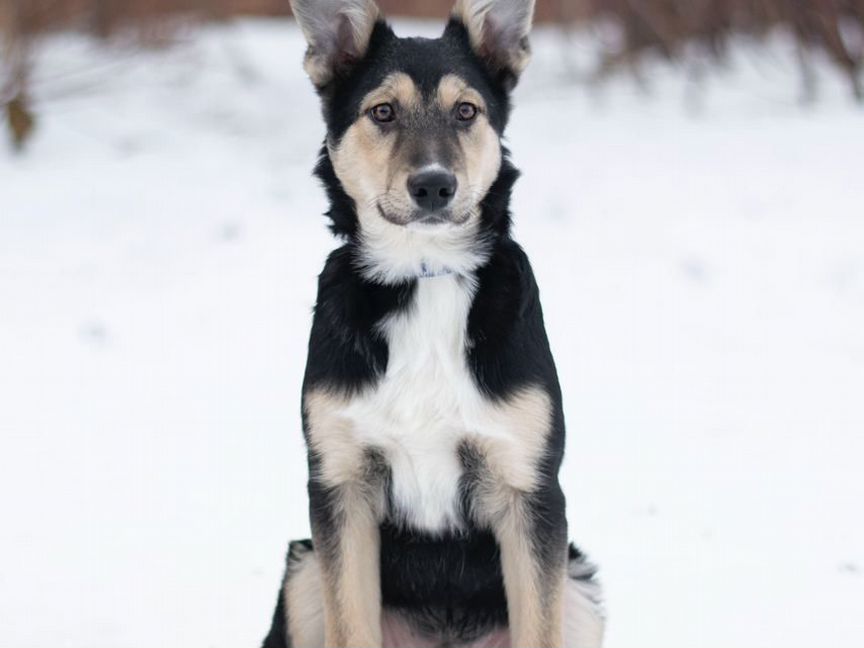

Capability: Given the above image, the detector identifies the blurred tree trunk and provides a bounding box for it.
[1,0,36,150]
[91,0,117,38]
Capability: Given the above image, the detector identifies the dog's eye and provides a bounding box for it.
[370,103,395,123]
[456,102,478,122]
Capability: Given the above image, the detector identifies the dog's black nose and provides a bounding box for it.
[408,170,457,211]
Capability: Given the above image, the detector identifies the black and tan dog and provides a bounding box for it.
[263,1,604,646]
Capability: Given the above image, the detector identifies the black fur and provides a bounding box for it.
[379,522,508,640]
[300,243,416,394]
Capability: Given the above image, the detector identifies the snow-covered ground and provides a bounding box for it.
[1,17,863,648]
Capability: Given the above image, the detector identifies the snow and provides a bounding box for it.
[1,17,863,648]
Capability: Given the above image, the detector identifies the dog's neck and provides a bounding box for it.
[356,215,492,284]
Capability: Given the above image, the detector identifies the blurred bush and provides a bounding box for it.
[579,0,863,99]
[2,0,863,148]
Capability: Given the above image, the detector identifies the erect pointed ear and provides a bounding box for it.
[452,0,535,87]
[290,0,381,88]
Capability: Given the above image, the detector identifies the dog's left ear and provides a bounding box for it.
[452,0,535,88]
[290,0,382,88]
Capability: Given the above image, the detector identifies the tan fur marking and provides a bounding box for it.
[460,117,501,208]
[436,74,487,112]
[285,547,326,647]
[468,387,552,496]
[321,487,382,647]
[361,72,421,113]
[305,390,365,487]
[302,54,334,90]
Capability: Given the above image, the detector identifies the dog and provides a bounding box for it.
[262,1,604,646]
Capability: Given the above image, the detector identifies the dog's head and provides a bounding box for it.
[292,0,534,281]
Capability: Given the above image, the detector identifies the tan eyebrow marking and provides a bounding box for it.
[436,74,486,112]
[360,72,420,113]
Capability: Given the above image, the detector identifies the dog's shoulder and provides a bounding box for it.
[304,245,416,393]
[473,237,540,317]
[468,238,559,399]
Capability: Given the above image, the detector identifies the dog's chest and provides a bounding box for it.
[343,275,486,531]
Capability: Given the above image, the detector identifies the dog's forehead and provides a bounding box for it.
[384,35,478,95]
[358,34,485,103]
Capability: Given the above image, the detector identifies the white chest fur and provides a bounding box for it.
[344,274,478,531]
[305,274,552,534]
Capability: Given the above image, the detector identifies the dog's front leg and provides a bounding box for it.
[466,442,569,648]
[495,491,567,648]
[494,484,568,648]
[305,392,387,647]
[309,478,382,648]
[464,390,569,647]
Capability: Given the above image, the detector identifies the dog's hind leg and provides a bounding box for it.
[262,540,325,648]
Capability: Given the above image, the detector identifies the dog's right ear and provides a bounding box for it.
[290,0,381,88]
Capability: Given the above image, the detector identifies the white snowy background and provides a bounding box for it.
[1,17,863,648]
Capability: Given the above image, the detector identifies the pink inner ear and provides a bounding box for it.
[477,14,522,69]
[331,15,362,66]
[381,610,512,648]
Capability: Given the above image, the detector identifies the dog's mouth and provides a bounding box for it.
[376,202,471,228]
[413,211,453,226]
